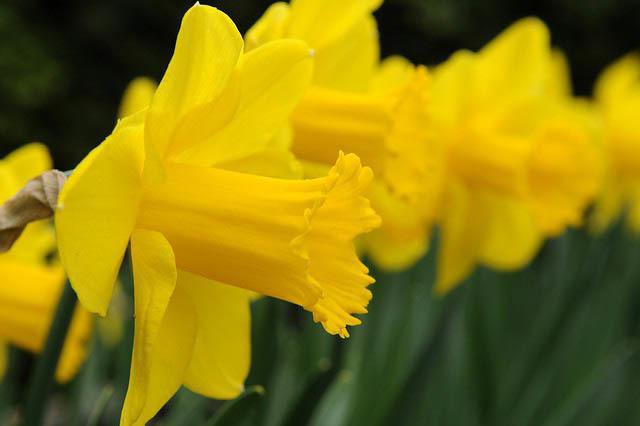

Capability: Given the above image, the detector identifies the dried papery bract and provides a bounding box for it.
[0,170,66,252]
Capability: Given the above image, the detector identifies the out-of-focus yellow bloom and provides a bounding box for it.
[0,144,92,383]
[590,53,640,233]
[247,0,442,271]
[55,5,379,425]
[431,18,602,293]
[118,77,158,119]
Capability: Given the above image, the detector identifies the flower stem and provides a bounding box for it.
[24,282,77,426]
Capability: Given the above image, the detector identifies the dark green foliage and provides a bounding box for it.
[1,1,639,424]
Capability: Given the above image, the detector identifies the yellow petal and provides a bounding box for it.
[431,50,476,127]
[362,180,430,271]
[145,4,243,159]
[175,39,313,166]
[56,307,93,383]
[595,53,640,106]
[363,226,429,272]
[245,2,290,51]
[0,258,92,382]
[3,144,57,263]
[56,122,144,316]
[312,15,379,92]
[217,126,303,179]
[181,271,251,399]
[528,117,603,235]
[118,77,157,119]
[384,66,442,214]
[589,179,625,234]
[0,259,65,351]
[549,49,572,97]
[372,55,416,94]
[475,17,551,104]
[287,0,382,49]
[476,191,542,270]
[8,221,56,265]
[4,142,52,188]
[435,182,487,295]
[121,229,196,426]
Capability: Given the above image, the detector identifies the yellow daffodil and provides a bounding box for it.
[431,18,602,293]
[246,0,442,271]
[0,144,92,383]
[55,5,379,425]
[590,53,640,233]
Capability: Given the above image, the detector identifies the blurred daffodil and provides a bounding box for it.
[590,53,640,234]
[0,144,92,383]
[55,5,379,425]
[431,18,602,293]
[247,0,442,271]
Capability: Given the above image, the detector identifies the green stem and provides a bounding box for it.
[24,282,77,426]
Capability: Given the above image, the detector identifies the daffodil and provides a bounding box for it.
[431,18,602,293]
[246,0,442,271]
[55,5,379,425]
[590,53,640,234]
[0,144,92,383]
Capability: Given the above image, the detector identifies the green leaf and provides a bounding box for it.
[205,386,266,426]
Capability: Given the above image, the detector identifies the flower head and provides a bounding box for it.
[55,5,379,425]
[247,0,442,271]
[431,18,602,293]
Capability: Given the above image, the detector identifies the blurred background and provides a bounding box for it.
[1,0,640,425]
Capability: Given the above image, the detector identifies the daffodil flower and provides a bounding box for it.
[431,18,602,293]
[55,5,380,425]
[590,53,640,234]
[246,0,442,271]
[0,144,91,383]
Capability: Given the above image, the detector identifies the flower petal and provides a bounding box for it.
[371,55,416,94]
[176,39,313,166]
[4,142,52,188]
[56,307,93,383]
[435,182,487,295]
[595,53,640,106]
[287,0,382,49]
[362,181,430,271]
[311,15,379,92]
[121,229,196,426]
[55,122,144,316]
[181,271,251,399]
[475,17,551,104]
[119,77,157,119]
[590,180,625,234]
[245,2,290,51]
[145,4,243,159]
[476,192,542,270]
